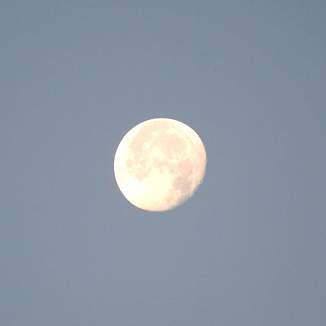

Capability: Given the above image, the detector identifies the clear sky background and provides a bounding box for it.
[1,1,325,325]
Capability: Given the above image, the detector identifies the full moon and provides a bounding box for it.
[114,118,207,212]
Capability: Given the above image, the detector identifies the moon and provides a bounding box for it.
[114,118,207,212]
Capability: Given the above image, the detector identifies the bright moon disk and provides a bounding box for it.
[114,118,207,212]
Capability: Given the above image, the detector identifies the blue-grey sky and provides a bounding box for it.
[1,1,325,325]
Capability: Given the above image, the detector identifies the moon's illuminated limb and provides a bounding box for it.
[114,118,207,212]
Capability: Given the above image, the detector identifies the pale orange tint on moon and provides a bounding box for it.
[114,118,207,212]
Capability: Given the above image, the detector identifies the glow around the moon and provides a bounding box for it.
[114,118,207,212]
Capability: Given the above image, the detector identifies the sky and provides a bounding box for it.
[1,1,325,325]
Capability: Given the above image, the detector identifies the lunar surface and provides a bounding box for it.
[114,118,207,212]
